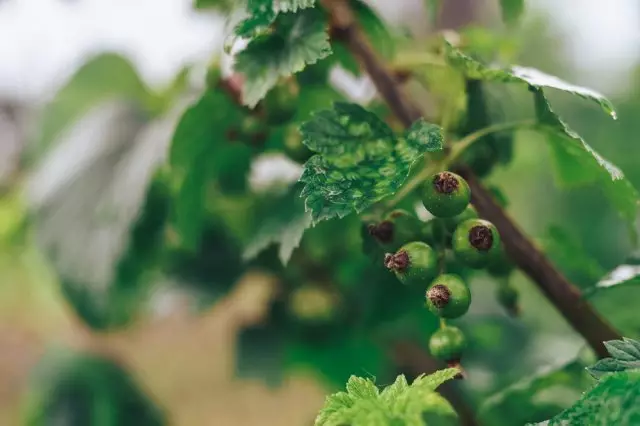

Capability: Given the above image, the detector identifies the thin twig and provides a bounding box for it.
[321,0,620,358]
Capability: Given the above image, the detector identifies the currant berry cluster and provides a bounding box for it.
[367,171,519,372]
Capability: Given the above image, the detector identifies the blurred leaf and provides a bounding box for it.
[243,184,312,265]
[585,260,640,298]
[480,359,592,426]
[499,0,525,26]
[235,0,316,37]
[234,8,332,107]
[530,370,640,425]
[23,348,165,426]
[286,335,386,388]
[35,53,155,157]
[542,225,606,286]
[314,369,459,426]
[444,41,616,118]
[534,90,639,225]
[299,102,442,223]
[193,0,235,11]
[350,0,394,60]
[169,90,246,249]
[587,338,640,379]
[235,325,286,386]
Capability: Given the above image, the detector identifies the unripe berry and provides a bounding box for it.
[452,218,501,269]
[368,209,423,252]
[283,125,313,163]
[496,284,520,316]
[422,172,471,217]
[263,78,299,125]
[384,241,438,286]
[486,247,514,277]
[429,326,467,362]
[443,205,478,233]
[425,274,471,319]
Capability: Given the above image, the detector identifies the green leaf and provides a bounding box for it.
[315,369,458,426]
[587,338,640,379]
[533,90,639,225]
[170,90,245,249]
[299,103,443,223]
[35,53,154,156]
[234,8,332,108]
[585,262,640,297]
[243,185,312,265]
[235,0,317,38]
[531,371,640,426]
[346,376,380,399]
[500,0,525,26]
[480,359,593,426]
[444,42,616,118]
[411,368,461,391]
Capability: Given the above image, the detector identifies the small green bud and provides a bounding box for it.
[425,274,471,319]
[496,284,520,316]
[283,125,312,163]
[443,205,478,233]
[452,218,501,268]
[421,172,471,217]
[384,241,438,286]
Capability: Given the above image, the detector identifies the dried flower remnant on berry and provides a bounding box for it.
[368,221,394,243]
[433,172,459,194]
[384,250,410,271]
[427,284,451,308]
[469,225,493,251]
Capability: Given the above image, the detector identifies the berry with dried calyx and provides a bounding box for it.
[425,274,471,319]
[422,171,471,218]
[368,209,423,252]
[384,241,438,286]
[453,218,501,268]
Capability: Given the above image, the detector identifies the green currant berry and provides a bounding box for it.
[443,205,478,233]
[234,115,268,146]
[421,171,471,217]
[429,326,467,362]
[368,210,423,252]
[384,241,438,286]
[425,274,471,319]
[486,247,514,277]
[496,284,519,316]
[283,125,312,163]
[452,218,501,269]
[421,219,451,249]
[263,78,299,125]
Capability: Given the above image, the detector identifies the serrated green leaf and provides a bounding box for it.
[234,8,332,108]
[379,374,409,403]
[533,90,639,225]
[404,118,444,151]
[34,53,155,157]
[346,376,380,399]
[444,42,616,118]
[300,102,396,158]
[500,0,525,26]
[243,185,312,264]
[412,368,461,390]
[315,369,457,426]
[587,338,640,379]
[299,103,443,223]
[531,371,640,426]
[234,0,317,38]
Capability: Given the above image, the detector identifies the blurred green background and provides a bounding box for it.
[0,0,638,425]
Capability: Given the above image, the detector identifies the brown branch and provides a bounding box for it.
[321,0,620,358]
